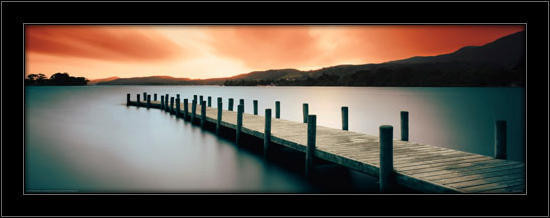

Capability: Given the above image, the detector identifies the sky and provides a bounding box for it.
[25,25,524,80]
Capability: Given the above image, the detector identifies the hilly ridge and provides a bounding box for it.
[97,30,525,86]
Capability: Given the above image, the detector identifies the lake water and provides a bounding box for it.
[24,86,525,193]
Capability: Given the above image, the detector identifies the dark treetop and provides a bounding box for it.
[25,72,89,86]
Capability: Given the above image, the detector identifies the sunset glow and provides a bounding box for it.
[25,25,524,80]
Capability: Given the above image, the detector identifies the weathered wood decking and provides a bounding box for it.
[128,100,525,194]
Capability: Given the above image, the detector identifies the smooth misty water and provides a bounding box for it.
[25,86,525,193]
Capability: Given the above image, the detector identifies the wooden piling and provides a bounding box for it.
[217,97,222,135]
[143,92,147,102]
[342,106,348,131]
[191,99,197,123]
[183,99,188,120]
[200,95,203,103]
[495,120,507,159]
[208,96,212,107]
[401,111,409,141]
[175,98,180,116]
[253,100,258,115]
[137,94,141,105]
[170,97,174,114]
[275,101,280,119]
[147,95,151,109]
[161,96,164,110]
[239,99,244,108]
[193,95,197,102]
[236,104,244,145]
[228,98,234,111]
[177,94,180,99]
[302,103,309,123]
[126,93,130,106]
[379,125,394,193]
[154,93,157,101]
[306,115,317,177]
[165,94,169,110]
[201,101,206,128]
[264,109,272,158]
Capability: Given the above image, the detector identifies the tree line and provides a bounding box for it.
[25,72,89,86]
[223,62,525,87]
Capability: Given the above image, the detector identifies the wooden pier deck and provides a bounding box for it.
[128,98,525,194]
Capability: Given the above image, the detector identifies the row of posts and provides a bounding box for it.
[126,93,508,192]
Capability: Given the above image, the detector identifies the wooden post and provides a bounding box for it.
[275,101,281,119]
[193,95,197,102]
[495,120,507,159]
[379,125,394,193]
[342,106,348,131]
[177,94,180,99]
[236,104,244,145]
[239,99,244,108]
[264,109,272,158]
[200,95,203,103]
[143,92,147,102]
[165,94,169,110]
[154,93,157,101]
[147,95,151,109]
[161,96,164,110]
[306,115,317,177]
[253,100,258,115]
[401,111,409,141]
[170,97,174,114]
[137,94,141,105]
[302,103,309,123]
[201,100,206,128]
[126,93,130,106]
[191,99,197,123]
[183,99,189,120]
[217,97,222,135]
[175,98,180,117]
[208,96,212,107]
[228,98,234,111]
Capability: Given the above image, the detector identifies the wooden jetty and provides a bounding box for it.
[126,94,525,194]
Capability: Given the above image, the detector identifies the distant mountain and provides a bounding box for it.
[88,76,119,85]
[224,30,525,86]
[389,30,524,67]
[97,30,525,86]
[97,76,194,85]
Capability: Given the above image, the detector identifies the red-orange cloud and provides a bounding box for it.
[206,26,323,70]
[26,25,185,62]
[335,25,525,63]
[204,25,525,70]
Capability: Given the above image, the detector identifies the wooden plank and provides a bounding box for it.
[400,159,511,175]
[370,149,467,162]
[433,168,524,185]
[395,156,491,171]
[358,150,477,168]
[460,178,525,193]
[423,164,525,181]
[394,154,492,169]
[445,173,525,188]
[334,144,450,158]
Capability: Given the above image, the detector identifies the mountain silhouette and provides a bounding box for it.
[97,30,525,86]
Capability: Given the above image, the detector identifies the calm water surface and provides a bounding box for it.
[25,86,525,193]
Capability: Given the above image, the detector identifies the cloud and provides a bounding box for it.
[203,25,525,70]
[26,25,186,62]
[329,25,526,63]
[205,26,325,70]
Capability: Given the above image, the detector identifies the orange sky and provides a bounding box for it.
[25,25,524,80]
